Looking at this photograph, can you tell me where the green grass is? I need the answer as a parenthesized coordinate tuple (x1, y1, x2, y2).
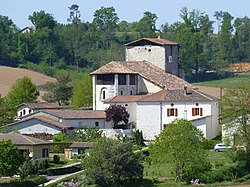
(193, 72, 250, 88)
(49, 154, 79, 168)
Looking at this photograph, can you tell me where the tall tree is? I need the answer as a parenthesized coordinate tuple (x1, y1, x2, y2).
(92, 6, 119, 48)
(0, 16, 19, 66)
(67, 4, 81, 25)
(137, 11, 158, 38)
(214, 11, 224, 33)
(28, 10, 57, 30)
(42, 73, 72, 105)
(220, 81, 250, 168)
(72, 74, 92, 109)
(150, 119, 211, 181)
(0, 95, 14, 126)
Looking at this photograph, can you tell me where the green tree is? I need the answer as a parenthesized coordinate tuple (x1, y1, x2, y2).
(0, 16, 19, 66)
(6, 76, 39, 109)
(42, 73, 72, 105)
(220, 82, 250, 168)
(71, 127, 102, 142)
(72, 74, 92, 109)
(0, 140, 24, 176)
(149, 119, 211, 181)
(136, 11, 158, 37)
(105, 104, 130, 128)
(0, 95, 14, 126)
(83, 138, 143, 186)
(28, 10, 57, 30)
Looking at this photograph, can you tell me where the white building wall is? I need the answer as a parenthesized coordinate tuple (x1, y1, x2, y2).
(17, 106, 33, 118)
(136, 102, 162, 140)
(10, 119, 61, 135)
(138, 76, 162, 94)
(61, 119, 111, 129)
(126, 46, 166, 71)
(95, 85, 116, 110)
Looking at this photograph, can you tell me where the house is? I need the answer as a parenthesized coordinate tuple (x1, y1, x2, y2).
(8, 109, 110, 135)
(17, 102, 63, 119)
(20, 26, 35, 33)
(103, 89, 219, 140)
(0, 133, 52, 159)
(91, 37, 220, 140)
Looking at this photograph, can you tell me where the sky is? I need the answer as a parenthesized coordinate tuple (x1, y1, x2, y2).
(1, 0, 250, 31)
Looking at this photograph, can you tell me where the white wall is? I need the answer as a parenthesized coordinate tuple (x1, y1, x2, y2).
(138, 76, 162, 94)
(126, 45, 166, 71)
(61, 119, 111, 129)
(136, 102, 162, 140)
(10, 119, 61, 135)
(17, 106, 33, 118)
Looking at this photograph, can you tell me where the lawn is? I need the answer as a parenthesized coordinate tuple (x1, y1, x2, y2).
(49, 154, 79, 168)
(193, 72, 250, 88)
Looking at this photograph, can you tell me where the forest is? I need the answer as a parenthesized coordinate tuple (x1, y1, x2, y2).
(0, 5, 250, 80)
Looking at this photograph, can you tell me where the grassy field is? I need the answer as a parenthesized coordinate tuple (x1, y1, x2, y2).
(193, 72, 250, 88)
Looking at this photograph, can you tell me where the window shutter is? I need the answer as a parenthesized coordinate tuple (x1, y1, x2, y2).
(200, 108, 203, 116)
(167, 109, 170, 117)
(175, 108, 178, 116)
(163, 124, 167, 129)
(192, 108, 195, 116)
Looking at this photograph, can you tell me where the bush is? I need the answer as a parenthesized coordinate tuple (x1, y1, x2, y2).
(30, 158, 49, 174)
(47, 165, 81, 176)
(53, 155, 60, 164)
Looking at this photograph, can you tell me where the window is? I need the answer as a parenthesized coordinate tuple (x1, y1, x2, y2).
(130, 90, 133, 95)
(20, 111, 22, 117)
(118, 74, 126, 85)
(163, 124, 168, 129)
(121, 90, 123, 95)
(167, 108, 178, 117)
(29, 109, 32, 114)
(42, 148, 49, 157)
(129, 74, 136, 85)
(95, 122, 99, 127)
(192, 108, 203, 116)
(23, 110, 26, 115)
(97, 74, 114, 85)
(78, 122, 83, 128)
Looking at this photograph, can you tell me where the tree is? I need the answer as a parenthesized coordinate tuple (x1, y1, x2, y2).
(83, 138, 143, 186)
(136, 11, 158, 37)
(6, 76, 39, 111)
(28, 10, 57, 30)
(0, 140, 24, 176)
(105, 105, 130, 128)
(42, 73, 72, 105)
(220, 82, 250, 168)
(0, 95, 14, 126)
(72, 74, 92, 109)
(149, 119, 211, 181)
(67, 4, 81, 25)
(71, 127, 102, 142)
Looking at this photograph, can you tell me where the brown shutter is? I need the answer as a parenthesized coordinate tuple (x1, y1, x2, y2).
(163, 124, 167, 129)
(167, 109, 170, 117)
(200, 108, 203, 116)
(175, 108, 178, 117)
(192, 108, 195, 116)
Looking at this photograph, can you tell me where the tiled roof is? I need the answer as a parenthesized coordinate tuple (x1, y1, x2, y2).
(104, 89, 218, 103)
(125, 38, 178, 46)
(91, 61, 192, 90)
(43, 109, 106, 119)
(18, 102, 63, 110)
(0, 133, 52, 145)
(69, 142, 94, 148)
(11, 115, 71, 129)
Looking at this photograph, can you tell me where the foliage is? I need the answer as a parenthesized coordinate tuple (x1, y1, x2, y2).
(6, 76, 38, 108)
(132, 129, 145, 147)
(42, 72, 73, 105)
(220, 81, 250, 168)
(149, 119, 211, 181)
(72, 74, 92, 109)
(0, 140, 24, 176)
(0, 175, 47, 187)
(83, 138, 143, 186)
(105, 104, 130, 128)
(19, 159, 31, 180)
(0, 95, 14, 126)
(53, 155, 60, 164)
(53, 132, 68, 142)
(71, 127, 102, 142)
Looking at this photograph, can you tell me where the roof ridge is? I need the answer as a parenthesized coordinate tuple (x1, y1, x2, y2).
(192, 89, 213, 101)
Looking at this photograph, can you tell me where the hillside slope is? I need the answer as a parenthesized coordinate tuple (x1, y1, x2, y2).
(0, 66, 56, 97)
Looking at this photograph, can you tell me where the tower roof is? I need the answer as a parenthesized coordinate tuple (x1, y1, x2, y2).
(125, 38, 179, 46)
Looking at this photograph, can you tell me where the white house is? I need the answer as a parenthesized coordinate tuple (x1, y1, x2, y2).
(91, 38, 220, 140)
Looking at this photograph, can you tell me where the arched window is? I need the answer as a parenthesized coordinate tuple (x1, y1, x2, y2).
(100, 88, 108, 100)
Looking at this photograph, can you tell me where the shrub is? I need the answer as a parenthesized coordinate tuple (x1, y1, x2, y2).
(47, 165, 81, 176)
(53, 155, 60, 164)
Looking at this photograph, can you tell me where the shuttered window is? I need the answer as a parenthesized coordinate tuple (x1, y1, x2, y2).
(167, 108, 178, 117)
(192, 108, 203, 116)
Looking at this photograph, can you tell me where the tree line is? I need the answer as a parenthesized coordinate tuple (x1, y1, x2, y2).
(0, 6, 250, 77)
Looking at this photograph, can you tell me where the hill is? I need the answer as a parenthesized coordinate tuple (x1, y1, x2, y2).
(0, 66, 56, 98)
